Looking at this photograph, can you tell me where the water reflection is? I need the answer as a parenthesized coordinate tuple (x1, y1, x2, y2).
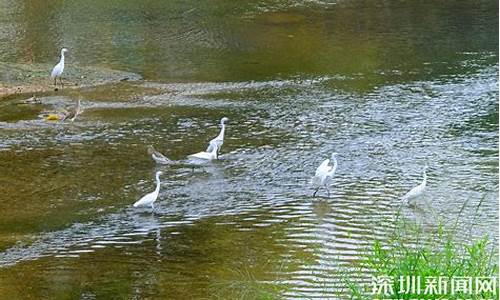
(0, 63, 496, 297)
(0, 0, 497, 83)
(0, 0, 497, 298)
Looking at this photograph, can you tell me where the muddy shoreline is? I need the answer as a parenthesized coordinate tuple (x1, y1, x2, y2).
(0, 62, 142, 100)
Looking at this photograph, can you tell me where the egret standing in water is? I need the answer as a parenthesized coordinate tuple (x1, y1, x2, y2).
(188, 143, 219, 161)
(312, 152, 338, 197)
(402, 166, 428, 206)
(206, 117, 229, 159)
(50, 48, 68, 90)
(147, 145, 173, 165)
(133, 171, 163, 210)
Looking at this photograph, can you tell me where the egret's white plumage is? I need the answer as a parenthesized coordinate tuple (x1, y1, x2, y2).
(50, 48, 68, 88)
(312, 152, 338, 197)
(147, 145, 172, 165)
(188, 143, 219, 161)
(133, 171, 163, 209)
(206, 117, 228, 158)
(402, 166, 428, 206)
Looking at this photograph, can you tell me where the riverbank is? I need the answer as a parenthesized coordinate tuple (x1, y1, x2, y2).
(0, 62, 141, 100)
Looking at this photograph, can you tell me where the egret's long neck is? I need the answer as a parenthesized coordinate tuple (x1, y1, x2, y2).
(329, 156, 338, 175)
(217, 123, 225, 140)
(154, 174, 161, 193)
(422, 169, 427, 185)
(210, 144, 219, 154)
(60, 51, 65, 64)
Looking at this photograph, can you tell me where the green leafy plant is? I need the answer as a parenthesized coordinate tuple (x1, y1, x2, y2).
(348, 220, 498, 300)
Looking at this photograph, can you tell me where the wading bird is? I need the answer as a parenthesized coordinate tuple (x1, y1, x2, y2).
(50, 48, 68, 89)
(23, 95, 41, 104)
(133, 171, 163, 210)
(206, 117, 228, 159)
(402, 166, 428, 206)
(147, 145, 173, 165)
(312, 152, 338, 197)
(188, 143, 219, 161)
(67, 98, 82, 121)
(44, 98, 82, 122)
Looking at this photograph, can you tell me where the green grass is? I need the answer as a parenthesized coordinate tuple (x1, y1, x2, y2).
(348, 221, 499, 300)
(206, 204, 498, 300)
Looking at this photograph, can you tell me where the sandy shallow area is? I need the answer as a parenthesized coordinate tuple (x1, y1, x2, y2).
(0, 62, 141, 99)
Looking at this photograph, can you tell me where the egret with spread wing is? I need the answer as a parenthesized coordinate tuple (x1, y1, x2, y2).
(188, 143, 219, 161)
(312, 152, 338, 197)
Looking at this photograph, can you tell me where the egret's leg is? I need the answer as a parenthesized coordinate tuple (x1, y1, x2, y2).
(313, 187, 319, 197)
(327, 187, 331, 197)
(54, 77, 57, 87)
(60, 77, 64, 89)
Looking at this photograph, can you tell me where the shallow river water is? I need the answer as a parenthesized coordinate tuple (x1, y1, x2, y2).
(0, 0, 498, 298)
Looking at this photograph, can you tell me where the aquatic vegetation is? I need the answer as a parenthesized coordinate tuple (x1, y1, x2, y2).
(347, 222, 499, 299)
(0, 0, 496, 298)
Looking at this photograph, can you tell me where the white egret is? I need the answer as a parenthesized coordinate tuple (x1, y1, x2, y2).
(50, 48, 68, 89)
(147, 145, 173, 165)
(206, 117, 228, 159)
(133, 171, 163, 210)
(402, 166, 428, 206)
(312, 152, 338, 197)
(188, 143, 219, 161)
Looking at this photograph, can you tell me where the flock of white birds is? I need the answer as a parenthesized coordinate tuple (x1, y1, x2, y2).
(134, 117, 228, 209)
(50, 48, 428, 211)
(135, 116, 427, 211)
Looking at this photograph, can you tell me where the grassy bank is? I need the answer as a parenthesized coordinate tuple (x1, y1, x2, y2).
(207, 215, 498, 299)
(347, 218, 498, 300)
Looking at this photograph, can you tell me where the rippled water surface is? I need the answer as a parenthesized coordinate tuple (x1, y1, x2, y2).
(0, 0, 498, 298)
